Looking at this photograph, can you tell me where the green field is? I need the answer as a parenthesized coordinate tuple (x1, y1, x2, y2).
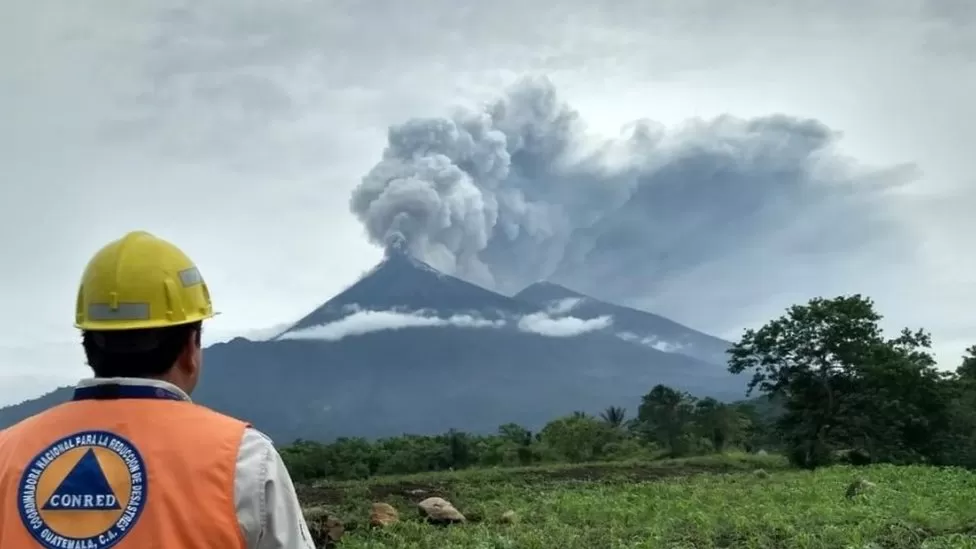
(297, 454, 976, 548)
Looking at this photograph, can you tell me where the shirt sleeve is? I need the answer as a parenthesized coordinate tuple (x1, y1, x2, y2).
(235, 427, 317, 549)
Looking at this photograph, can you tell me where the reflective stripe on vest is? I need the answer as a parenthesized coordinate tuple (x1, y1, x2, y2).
(0, 385, 248, 549)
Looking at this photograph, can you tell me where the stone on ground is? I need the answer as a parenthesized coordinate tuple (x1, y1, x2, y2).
(302, 506, 345, 548)
(418, 496, 466, 524)
(370, 502, 400, 527)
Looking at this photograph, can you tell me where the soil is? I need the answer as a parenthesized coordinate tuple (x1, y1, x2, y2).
(296, 461, 758, 506)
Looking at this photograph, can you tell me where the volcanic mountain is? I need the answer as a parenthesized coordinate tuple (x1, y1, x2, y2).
(0, 249, 744, 443)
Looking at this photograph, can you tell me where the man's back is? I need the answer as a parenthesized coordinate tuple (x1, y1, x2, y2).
(0, 396, 248, 549)
(3, 231, 319, 548)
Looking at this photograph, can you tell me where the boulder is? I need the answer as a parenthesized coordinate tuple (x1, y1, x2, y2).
(418, 496, 466, 525)
(370, 502, 399, 527)
(302, 506, 344, 548)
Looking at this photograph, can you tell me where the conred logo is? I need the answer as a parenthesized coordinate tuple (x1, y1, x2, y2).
(17, 430, 147, 549)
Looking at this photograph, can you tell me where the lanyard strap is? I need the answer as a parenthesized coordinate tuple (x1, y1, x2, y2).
(72, 384, 187, 402)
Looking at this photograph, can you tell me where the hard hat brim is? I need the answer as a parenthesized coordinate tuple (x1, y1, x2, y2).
(75, 311, 219, 331)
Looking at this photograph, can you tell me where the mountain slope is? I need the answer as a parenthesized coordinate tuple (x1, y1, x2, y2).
(515, 282, 732, 366)
(0, 252, 746, 443)
(279, 248, 535, 335)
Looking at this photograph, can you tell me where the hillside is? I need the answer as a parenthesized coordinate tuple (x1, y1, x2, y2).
(279, 246, 536, 335)
(0, 249, 744, 443)
(515, 281, 732, 365)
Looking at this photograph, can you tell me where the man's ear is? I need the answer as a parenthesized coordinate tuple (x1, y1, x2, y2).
(176, 329, 201, 371)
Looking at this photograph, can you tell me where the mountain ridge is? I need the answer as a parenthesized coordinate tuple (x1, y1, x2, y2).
(0, 250, 743, 443)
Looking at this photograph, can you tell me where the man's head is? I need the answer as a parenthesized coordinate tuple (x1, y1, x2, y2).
(82, 321, 204, 393)
(74, 231, 216, 394)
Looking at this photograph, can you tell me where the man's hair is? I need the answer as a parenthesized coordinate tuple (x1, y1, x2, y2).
(82, 321, 202, 378)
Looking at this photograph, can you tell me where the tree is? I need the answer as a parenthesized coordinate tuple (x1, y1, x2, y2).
(929, 349, 976, 468)
(495, 422, 537, 465)
(727, 294, 946, 468)
(636, 384, 697, 456)
(497, 423, 533, 446)
(600, 406, 627, 428)
(540, 414, 621, 462)
(958, 346, 976, 382)
(693, 398, 744, 453)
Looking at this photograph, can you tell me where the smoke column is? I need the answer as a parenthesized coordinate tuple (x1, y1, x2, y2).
(349, 76, 914, 324)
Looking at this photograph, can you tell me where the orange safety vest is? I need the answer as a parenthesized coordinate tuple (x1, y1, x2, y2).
(0, 383, 249, 549)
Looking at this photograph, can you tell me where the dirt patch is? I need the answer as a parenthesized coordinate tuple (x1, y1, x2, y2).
(501, 463, 745, 483)
(297, 460, 778, 507)
(368, 482, 451, 503)
(296, 484, 346, 505)
(297, 481, 457, 507)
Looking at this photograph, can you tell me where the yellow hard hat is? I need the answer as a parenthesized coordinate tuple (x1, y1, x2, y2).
(75, 231, 216, 331)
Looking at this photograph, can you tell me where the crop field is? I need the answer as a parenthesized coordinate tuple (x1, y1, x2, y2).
(297, 454, 976, 549)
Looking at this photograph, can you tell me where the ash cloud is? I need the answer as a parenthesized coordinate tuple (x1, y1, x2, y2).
(349, 76, 915, 311)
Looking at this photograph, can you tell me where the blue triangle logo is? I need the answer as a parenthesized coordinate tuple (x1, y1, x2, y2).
(42, 449, 121, 510)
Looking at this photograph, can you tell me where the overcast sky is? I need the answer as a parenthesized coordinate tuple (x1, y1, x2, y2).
(1, 0, 974, 406)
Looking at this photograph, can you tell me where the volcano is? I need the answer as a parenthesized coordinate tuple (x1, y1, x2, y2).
(0, 250, 744, 443)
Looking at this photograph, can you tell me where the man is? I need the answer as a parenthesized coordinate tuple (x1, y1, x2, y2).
(0, 231, 317, 549)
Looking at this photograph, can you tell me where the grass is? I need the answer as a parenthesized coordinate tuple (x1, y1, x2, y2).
(298, 453, 976, 548)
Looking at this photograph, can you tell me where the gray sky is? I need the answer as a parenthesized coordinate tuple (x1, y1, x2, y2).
(1, 0, 974, 405)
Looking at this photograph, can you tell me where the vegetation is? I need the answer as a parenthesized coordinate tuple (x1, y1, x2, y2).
(280, 398, 767, 483)
(283, 294, 976, 480)
(728, 294, 976, 470)
(282, 293, 976, 547)
(298, 458, 976, 549)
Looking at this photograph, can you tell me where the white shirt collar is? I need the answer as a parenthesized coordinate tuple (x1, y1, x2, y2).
(75, 377, 192, 402)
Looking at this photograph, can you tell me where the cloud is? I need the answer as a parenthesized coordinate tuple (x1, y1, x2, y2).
(279, 310, 505, 341)
(517, 312, 612, 338)
(0, 341, 86, 406)
(348, 76, 918, 333)
(617, 331, 685, 353)
(278, 306, 612, 342)
(546, 298, 583, 315)
(3, 0, 975, 408)
(204, 323, 293, 344)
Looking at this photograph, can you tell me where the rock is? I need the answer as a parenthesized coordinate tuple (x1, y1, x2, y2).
(845, 478, 877, 499)
(418, 496, 466, 524)
(370, 502, 399, 527)
(302, 506, 344, 548)
(500, 510, 518, 524)
(406, 488, 428, 496)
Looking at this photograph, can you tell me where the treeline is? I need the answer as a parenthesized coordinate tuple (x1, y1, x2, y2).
(281, 392, 773, 482)
(280, 294, 976, 481)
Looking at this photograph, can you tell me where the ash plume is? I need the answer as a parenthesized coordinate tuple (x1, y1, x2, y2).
(349, 76, 914, 317)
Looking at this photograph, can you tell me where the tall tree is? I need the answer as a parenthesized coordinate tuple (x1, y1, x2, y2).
(958, 345, 976, 382)
(600, 406, 627, 428)
(637, 384, 697, 456)
(693, 398, 743, 453)
(932, 349, 976, 468)
(540, 414, 619, 462)
(727, 294, 945, 468)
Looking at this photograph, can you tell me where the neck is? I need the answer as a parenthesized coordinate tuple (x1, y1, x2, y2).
(80, 376, 193, 402)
